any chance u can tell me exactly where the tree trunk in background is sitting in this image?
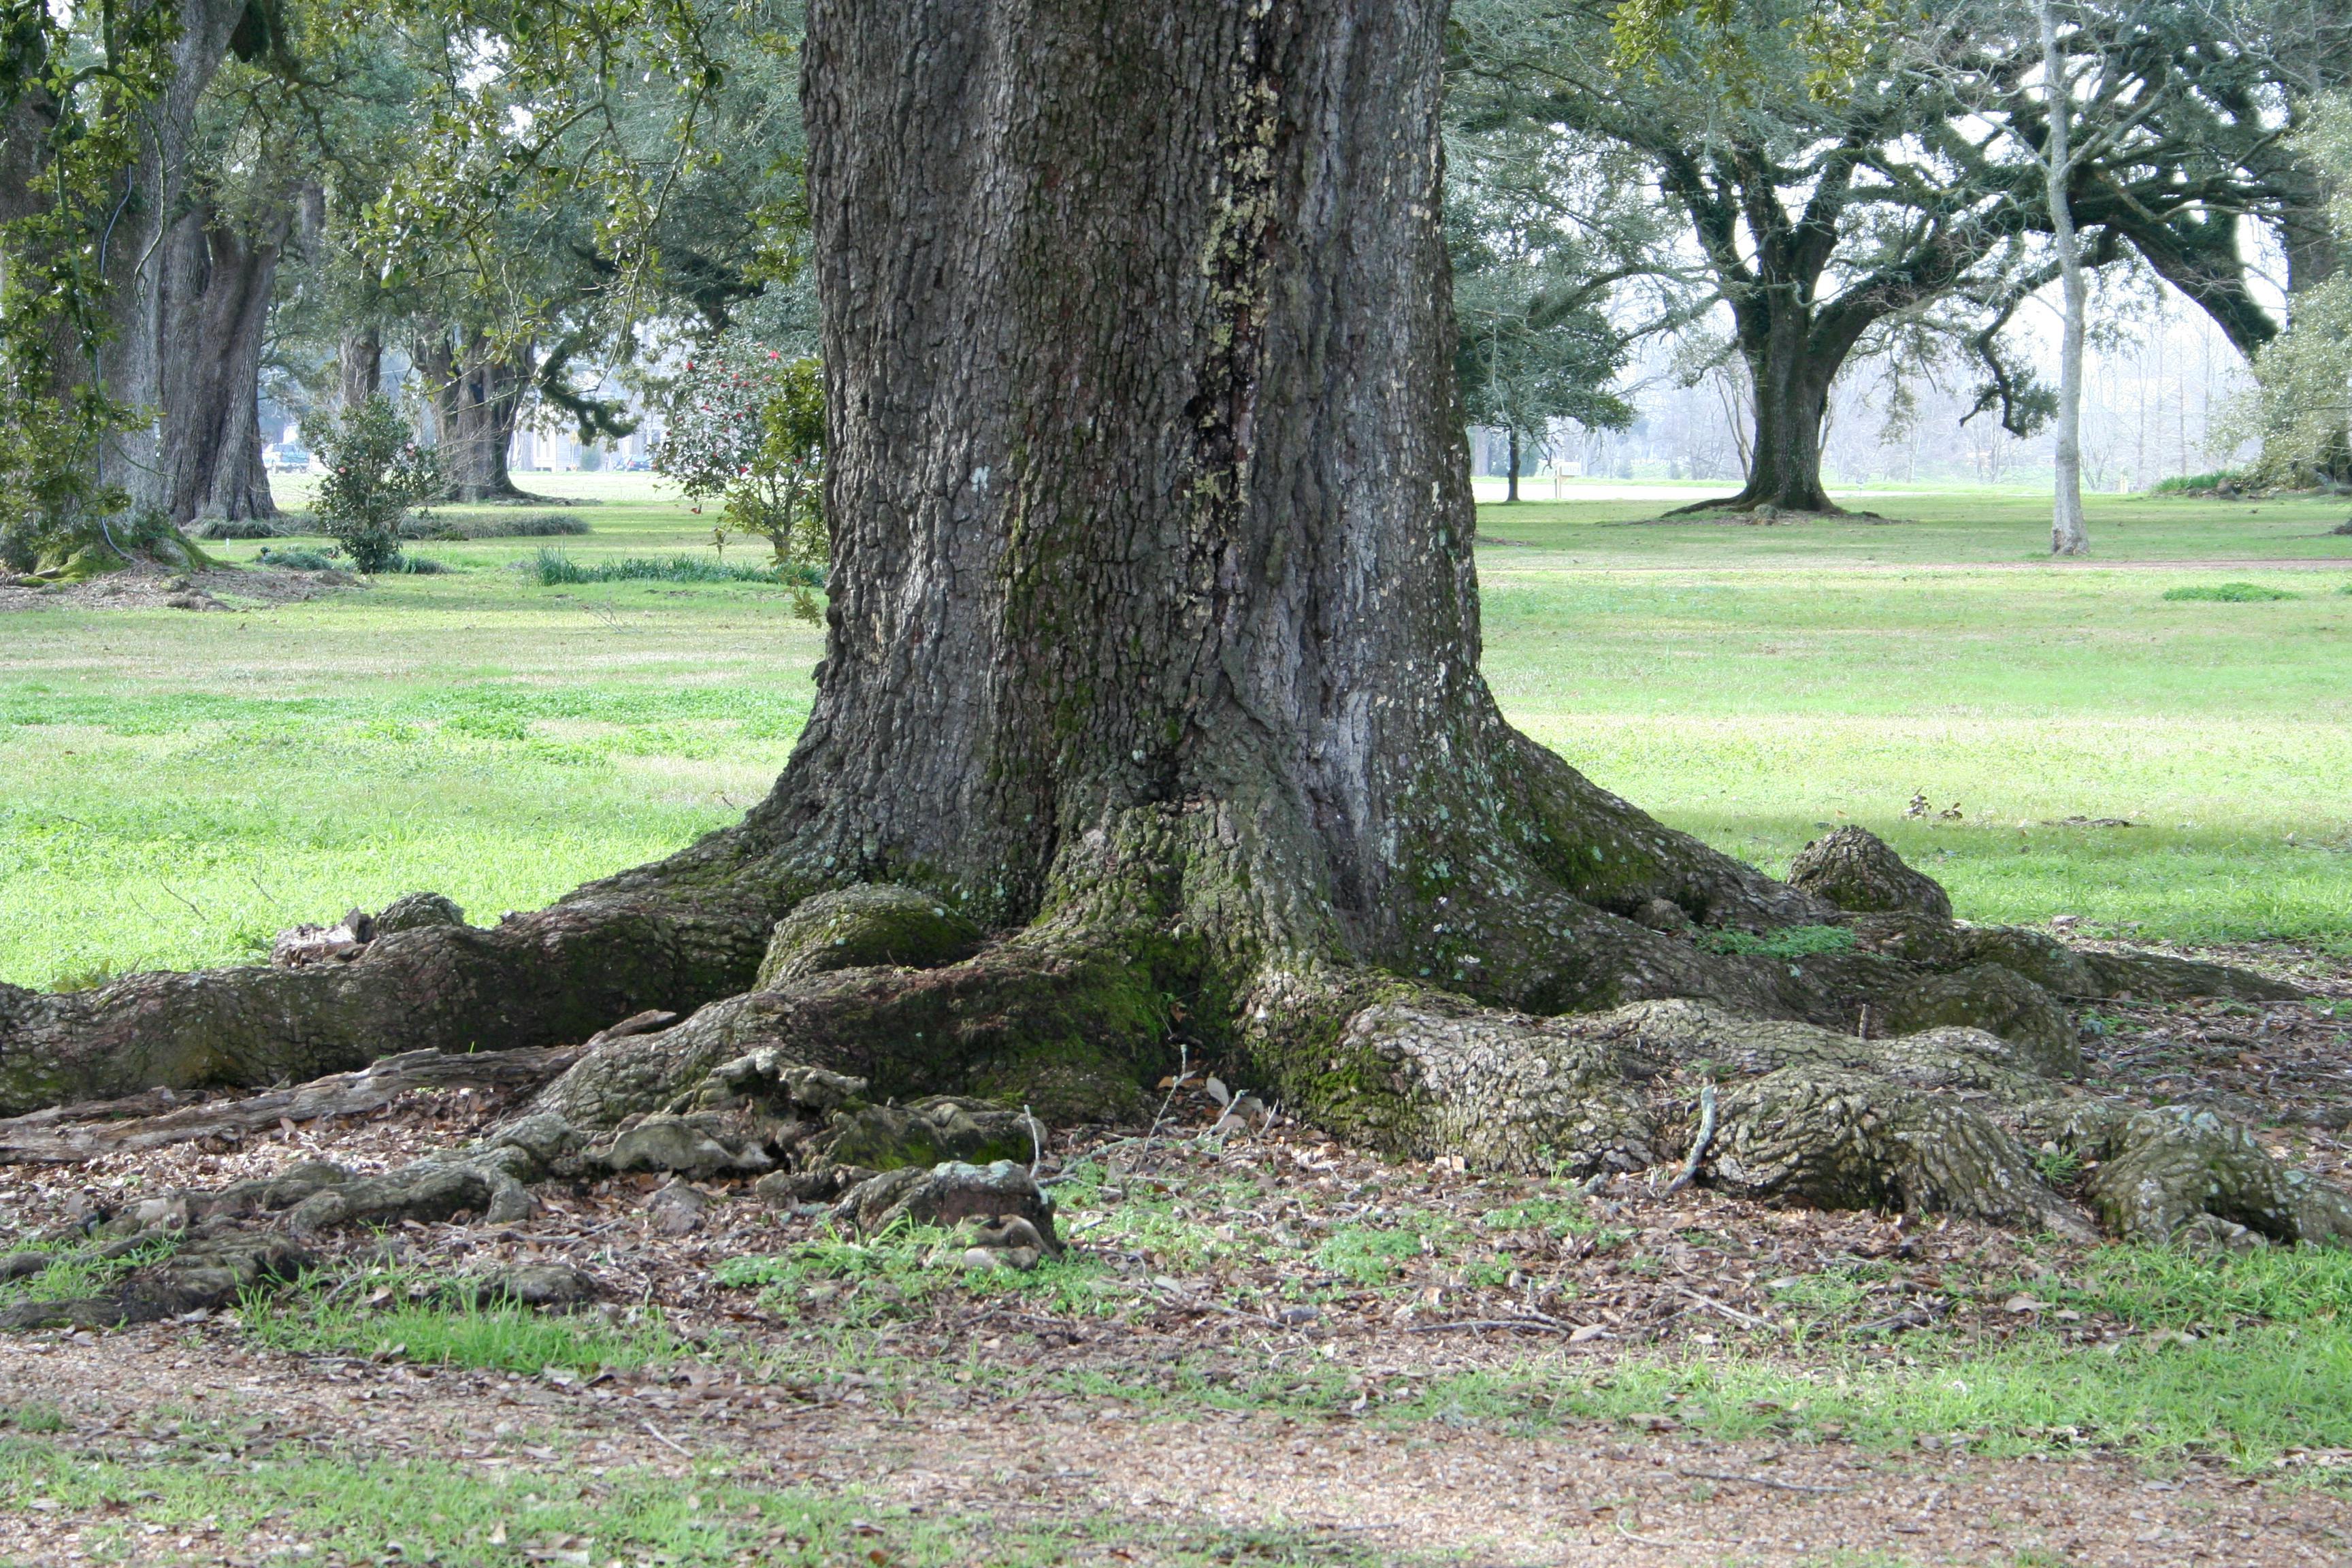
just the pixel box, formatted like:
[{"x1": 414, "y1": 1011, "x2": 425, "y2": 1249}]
[
  {"x1": 416, "y1": 329, "x2": 532, "y2": 502},
  {"x1": 2279, "y1": 100, "x2": 2351, "y2": 488},
  {"x1": 1505, "y1": 425, "x2": 1520, "y2": 502},
  {"x1": 155, "y1": 204, "x2": 288, "y2": 524},
  {"x1": 1725, "y1": 325, "x2": 1839, "y2": 513},
  {"x1": 92, "y1": 0, "x2": 256, "y2": 521},
  {"x1": 2042, "y1": 0, "x2": 2088, "y2": 556},
  {"x1": 338, "y1": 329, "x2": 382, "y2": 408}
]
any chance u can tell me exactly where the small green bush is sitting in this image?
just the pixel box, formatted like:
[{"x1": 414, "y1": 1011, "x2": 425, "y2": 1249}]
[
  {"x1": 193, "y1": 517, "x2": 285, "y2": 540},
  {"x1": 400, "y1": 512, "x2": 589, "y2": 540},
  {"x1": 310, "y1": 395, "x2": 439, "y2": 573},
  {"x1": 381, "y1": 553, "x2": 453, "y2": 575},
  {"x1": 256, "y1": 546, "x2": 338, "y2": 572},
  {"x1": 527, "y1": 549, "x2": 806, "y2": 587},
  {"x1": 2162, "y1": 582, "x2": 2298, "y2": 602},
  {"x1": 2152, "y1": 472, "x2": 2241, "y2": 494}
]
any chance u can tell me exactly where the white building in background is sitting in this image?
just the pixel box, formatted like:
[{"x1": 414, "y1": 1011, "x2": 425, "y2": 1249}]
[{"x1": 508, "y1": 363, "x2": 664, "y2": 471}]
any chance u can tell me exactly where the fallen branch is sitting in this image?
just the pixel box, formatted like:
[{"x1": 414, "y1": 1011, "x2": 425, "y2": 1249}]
[
  {"x1": 1664, "y1": 1082, "x2": 1718, "y2": 1195},
  {"x1": 1676, "y1": 1468, "x2": 1847, "y2": 1494},
  {"x1": 1405, "y1": 1316, "x2": 1575, "y2": 1336},
  {"x1": 0, "y1": 1045, "x2": 586, "y2": 1164},
  {"x1": 1671, "y1": 1285, "x2": 1778, "y2": 1333}
]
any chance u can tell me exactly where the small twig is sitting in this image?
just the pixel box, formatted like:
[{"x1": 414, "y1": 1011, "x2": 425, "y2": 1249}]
[
  {"x1": 1405, "y1": 1317, "x2": 1573, "y2": 1336},
  {"x1": 1148, "y1": 1280, "x2": 1275, "y2": 1326},
  {"x1": 1676, "y1": 1468, "x2": 1847, "y2": 1495},
  {"x1": 157, "y1": 881, "x2": 207, "y2": 919},
  {"x1": 1145, "y1": 1041, "x2": 1191, "y2": 1143},
  {"x1": 1024, "y1": 1102, "x2": 1041, "y2": 1177},
  {"x1": 1664, "y1": 1082, "x2": 1717, "y2": 1195},
  {"x1": 1672, "y1": 1285, "x2": 1776, "y2": 1332},
  {"x1": 640, "y1": 1420, "x2": 692, "y2": 1457}
]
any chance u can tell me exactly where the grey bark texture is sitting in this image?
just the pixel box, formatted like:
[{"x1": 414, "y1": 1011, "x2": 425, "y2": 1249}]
[
  {"x1": 92, "y1": 0, "x2": 256, "y2": 522},
  {"x1": 1, "y1": 0, "x2": 2339, "y2": 1260},
  {"x1": 2040, "y1": 0, "x2": 2089, "y2": 557},
  {"x1": 338, "y1": 328, "x2": 383, "y2": 410},
  {"x1": 155, "y1": 200, "x2": 291, "y2": 524},
  {"x1": 416, "y1": 329, "x2": 532, "y2": 501}
]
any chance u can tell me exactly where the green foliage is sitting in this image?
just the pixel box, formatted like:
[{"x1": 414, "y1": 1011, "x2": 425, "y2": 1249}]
[
  {"x1": 1476, "y1": 1195, "x2": 1601, "y2": 1237},
  {"x1": 528, "y1": 549, "x2": 807, "y2": 586},
  {"x1": 2042, "y1": 1244, "x2": 2352, "y2": 1330},
  {"x1": 1699, "y1": 924, "x2": 1856, "y2": 958},
  {"x1": 404, "y1": 512, "x2": 589, "y2": 540},
  {"x1": 0, "y1": 1, "x2": 177, "y2": 574},
  {"x1": 0, "y1": 1233, "x2": 179, "y2": 1308},
  {"x1": 0, "y1": 1441, "x2": 1368, "y2": 1568},
  {"x1": 193, "y1": 517, "x2": 289, "y2": 541},
  {"x1": 655, "y1": 343, "x2": 827, "y2": 617},
  {"x1": 1446, "y1": 122, "x2": 1635, "y2": 473},
  {"x1": 242, "y1": 1267, "x2": 678, "y2": 1373},
  {"x1": 1313, "y1": 1226, "x2": 1433, "y2": 1286},
  {"x1": 2162, "y1": 582, "x2": 2298, "y2": 602},
  {"x1": 2221, "y1": 93, "x2": 2352, "y2": 487},
  {"x1": 716, "y1": 1223, "x2": 1111, "y2": 1327},
  {"x1": 0, "y1": 1403, "x2": 63, "y2": 1435},
  {"x1": 2150, "y1": 471, "x2": 2242, "y2": 495},
  {"x1": 256, "y1": 546, "x2": 339, "y2": 572},
  {"x1": 308, "y1": 395, "x2": 439, "y2": 574}
]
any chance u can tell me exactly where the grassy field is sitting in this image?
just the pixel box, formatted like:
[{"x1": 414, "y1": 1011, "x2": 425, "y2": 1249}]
[{"x1": 3, "y1": 476, "x2": 2349, "y2": 989}]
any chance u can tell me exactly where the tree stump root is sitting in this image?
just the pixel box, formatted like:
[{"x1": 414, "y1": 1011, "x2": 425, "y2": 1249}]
[{"x1": 5, "y1": 833, "x2": 2342, "y2": 1333}]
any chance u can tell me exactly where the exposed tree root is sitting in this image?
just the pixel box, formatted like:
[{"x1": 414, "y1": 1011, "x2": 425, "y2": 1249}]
[
  {"x1": 0, "y1": 1042, "x2": 588, "y2": 1164},
  {"x1": 5, "y1": 802, "x2": 2341, "y2": 1336},
  {"x1": 0, "y1": 826, "x2": 796, "y2": 1116}
]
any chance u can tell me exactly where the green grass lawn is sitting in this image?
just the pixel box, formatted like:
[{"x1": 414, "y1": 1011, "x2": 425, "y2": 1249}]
[{"x1": 3, "y1": 477, "x2": 2349, "y2": 988}]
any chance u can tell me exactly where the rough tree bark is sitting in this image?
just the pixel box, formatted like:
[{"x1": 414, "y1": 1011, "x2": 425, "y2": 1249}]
[
  {"x1": 155, "y1": 201, "x2": 289, "y2": 525},
  {"x1": 0, "y1": 0, "x2": 2339, "y2": 1257},
  {"x1": 416, "y1": 328, "x2": 533, "y2": 501},
  {"x1": 92, "y1": 0, "x2": 256, "y2": 522},
  {"x1": 338, "y1": 328, "x2": 382, "y2": 409}
]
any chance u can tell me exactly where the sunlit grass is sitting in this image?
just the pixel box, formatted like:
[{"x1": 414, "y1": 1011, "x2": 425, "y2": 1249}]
[{"x1": 5, "y1": 481, "x2": 2350, "y2": 985}]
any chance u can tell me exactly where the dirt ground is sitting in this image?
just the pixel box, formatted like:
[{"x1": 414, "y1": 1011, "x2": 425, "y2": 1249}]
[
  {"x1": 0, "y1": 561, "x2": 350, "y2": 613},
  {"x1": 3, "y1": 938, "x2": 2350, "y2": 1566}
]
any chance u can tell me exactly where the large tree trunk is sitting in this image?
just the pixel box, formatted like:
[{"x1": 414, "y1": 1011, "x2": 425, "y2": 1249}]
[
  {"x1": 338, "y1": 329, "x2": 383, "y2": 409},
  {"x1": 1727, "y1": 326, "x2": 1839, "y2": 514},
  {"x1": 92, "y1": 0, "x2": 256, "y2": 522},
  {"x1": 2, "y1": 0, "x2": 2336, "y2": 1256},
  {"x1": 416, "y1": 329, "x2": 532, "y2": 502},
  {"x1": 155, "y1": 203, "x2": 288, "y2": 525}
]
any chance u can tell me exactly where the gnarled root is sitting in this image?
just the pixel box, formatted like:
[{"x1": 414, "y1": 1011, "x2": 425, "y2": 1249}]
[
  {"x1": 9, "y1": 821, "x2": 2342, "y2": 1329},
  {"x1": 0, "y1": 831, "x2": 794, "y2": 1117}
]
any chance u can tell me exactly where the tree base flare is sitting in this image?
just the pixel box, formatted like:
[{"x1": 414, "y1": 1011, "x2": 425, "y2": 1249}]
[{"x1": 5, "y1": 812, "x2": 2341, "y2": 1331}]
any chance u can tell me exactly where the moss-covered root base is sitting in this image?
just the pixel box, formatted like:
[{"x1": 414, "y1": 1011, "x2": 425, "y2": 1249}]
[
  {"x1": 1248, "y1": 983, "x2": 2346, "y2": 1248},
  {"x1": 528, "y1": 926, "x2": 1177, "y2": 1131}
]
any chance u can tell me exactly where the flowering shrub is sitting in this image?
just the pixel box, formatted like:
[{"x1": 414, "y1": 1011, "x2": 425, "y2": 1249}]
[
  {"x1": 656, "y1": 343, "x2": 826, "y2": 616},
  {"x1": 310, "y1": 395, "x2": 439, "y2": 574}
]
